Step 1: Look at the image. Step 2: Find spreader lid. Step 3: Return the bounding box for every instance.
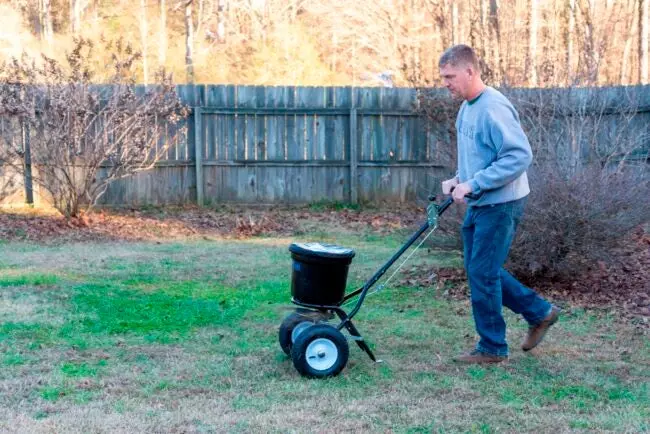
[289,242,356,259]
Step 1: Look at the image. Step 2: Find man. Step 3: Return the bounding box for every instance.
[439,44,560,364]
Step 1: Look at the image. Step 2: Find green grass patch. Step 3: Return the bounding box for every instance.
[60,362,99,377]
[0,228,648,433]
[0,273,58,287]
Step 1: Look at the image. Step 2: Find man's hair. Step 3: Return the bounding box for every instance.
[438,45,480,70]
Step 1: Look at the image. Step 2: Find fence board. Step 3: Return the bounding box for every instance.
[255,115,266,160]
[360,116,373,160]
[246,115,256,160]
[306,115,316,160]
[235,114,246,160]
[286,114,300,160]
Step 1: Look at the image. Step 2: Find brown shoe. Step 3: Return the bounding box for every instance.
[522,306,561,351]
[453,349,507,364]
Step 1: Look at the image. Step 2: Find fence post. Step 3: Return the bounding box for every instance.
[194,106,204,206]
[21,119,33,205]
[349,87,358,204]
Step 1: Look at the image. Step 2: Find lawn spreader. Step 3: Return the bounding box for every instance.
[279,191,476,378]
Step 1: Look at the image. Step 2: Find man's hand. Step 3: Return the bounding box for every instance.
[441,177,459,195]
[451,182,473,203]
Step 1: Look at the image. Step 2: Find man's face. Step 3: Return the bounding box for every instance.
[439,63,472,100]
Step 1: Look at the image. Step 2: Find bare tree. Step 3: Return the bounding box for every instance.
[39,0,53,46]
[140,0,149,84]
[480,0,488,47]
[620,0,637,84]
[185,0,194,82]
[488,0,503,83]
[4,0,647,88]
[500,86,650,278]
[216,0,227,42]
[175,0,195,82]
[159,0,167,66]
[527,0,538,86]
[567,0,575,82]
[70,0,85,35]
[0,38,188,217]
[451,0,459,45]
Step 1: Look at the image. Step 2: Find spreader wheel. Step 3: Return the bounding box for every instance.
[290,324,349,378]
[278,310,329,355]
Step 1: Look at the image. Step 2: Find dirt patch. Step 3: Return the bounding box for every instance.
[0,204,427,244]
[0,206,298,243]
[397,229,650,324]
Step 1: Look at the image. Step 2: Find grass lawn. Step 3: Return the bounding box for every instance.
[0,218,648,433]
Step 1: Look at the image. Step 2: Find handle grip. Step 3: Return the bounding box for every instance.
[449,185,482,201]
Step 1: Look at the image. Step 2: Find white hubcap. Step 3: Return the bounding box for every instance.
[291,322,313,343]
[306,338,338,371]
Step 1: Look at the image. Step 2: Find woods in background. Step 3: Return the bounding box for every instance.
[0,0,648,87]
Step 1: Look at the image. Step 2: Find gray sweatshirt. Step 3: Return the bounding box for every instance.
[455,86,532,207]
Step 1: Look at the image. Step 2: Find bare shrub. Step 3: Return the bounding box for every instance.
[510,164,649,277]
[504,86,649,279]
[414,88,465,248]
[417,86,650,280]
[0,38,189,218]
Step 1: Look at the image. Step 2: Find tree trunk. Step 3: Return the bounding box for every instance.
[40,0,54,46]
[527,0,538,86]
[620,0,637,84]
[481,0,488,47]
[159,0,167,66]
[451,1,459,45]
[185,0,195,83]
[567,0,575,83]
[578,0,598,83]
[141,0,149,85]
[489,0,502,83]
[641,0,649,83]
[196,0,204,44]
[71,0,82,34]
[216,0,226,42]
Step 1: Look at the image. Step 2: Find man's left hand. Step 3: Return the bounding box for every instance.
[451,182,473,203]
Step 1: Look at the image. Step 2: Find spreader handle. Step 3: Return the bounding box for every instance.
[449,185,483,201]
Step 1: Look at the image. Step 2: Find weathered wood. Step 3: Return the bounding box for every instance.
[5,85,648,207]
[194,106,203,205]
[235,114,246,160]
[349,106,358,204]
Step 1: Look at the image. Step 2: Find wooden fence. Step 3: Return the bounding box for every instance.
[98,85,450,206]
[3,85,650,207]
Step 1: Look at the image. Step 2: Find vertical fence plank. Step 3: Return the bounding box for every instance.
[246,114,256,160]
[295,114,307,160]
[194,106,203,206]
[285,86,300,160]
[350,104,358,204]
[235,114,246,160]
[265,86,278,160]
[256,114,266,160]
[286,113,299,160]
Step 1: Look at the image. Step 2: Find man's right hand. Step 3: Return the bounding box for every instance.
[441,177,459,195]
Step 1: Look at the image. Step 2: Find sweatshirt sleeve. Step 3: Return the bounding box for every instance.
[469,104,533,193]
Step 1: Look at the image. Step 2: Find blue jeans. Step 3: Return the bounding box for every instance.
[462,197,552,356]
